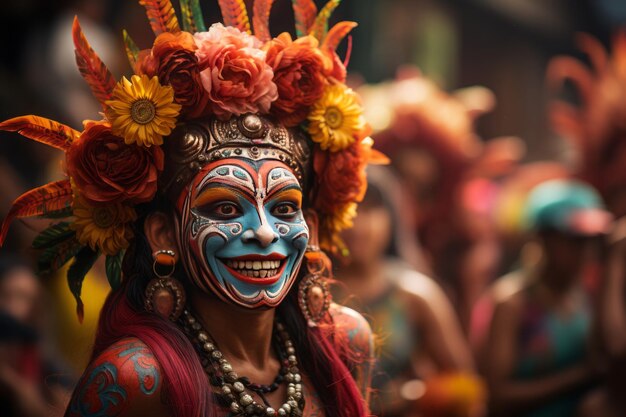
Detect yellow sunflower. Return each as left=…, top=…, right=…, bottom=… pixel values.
left=308, top=84, right=365, bottom=152
left=319, top=202, right=358, bottom=254
left=105, top=75, right=181, bottom=147
left=72, top=193, right=137, bottom=256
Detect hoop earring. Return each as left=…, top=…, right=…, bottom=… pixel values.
left=298, top=211, right=332, bottom=327
left=145, top=249, right=186, bottom=321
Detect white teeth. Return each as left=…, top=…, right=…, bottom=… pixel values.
left=222, top=258, right=284, bottom=279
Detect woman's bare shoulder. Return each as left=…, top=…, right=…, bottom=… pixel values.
left=66, top=337, right=168, bottom=417
left=329, top=303, right=374, bottom=360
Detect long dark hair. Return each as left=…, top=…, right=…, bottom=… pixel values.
left=90, top=197, right=368, bottom=416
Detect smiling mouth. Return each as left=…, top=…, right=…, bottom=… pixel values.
left=220, top=254, right=287, bottom=285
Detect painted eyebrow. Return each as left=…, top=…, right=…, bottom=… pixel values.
left=266, top=178, right=302, bottom=199
left=267, top=186, right=303, bottom=206
left=193, top=183, right=255, bottom=207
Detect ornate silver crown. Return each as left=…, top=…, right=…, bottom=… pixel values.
left=161, top=113, right=313, bottom=198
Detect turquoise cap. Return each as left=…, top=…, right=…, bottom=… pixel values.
left=525, top=179, right=612, bottom=235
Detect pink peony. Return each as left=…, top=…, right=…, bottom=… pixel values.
left=194, top=24, right=278, bottom=119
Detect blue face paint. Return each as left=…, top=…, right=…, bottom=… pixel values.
left=178, top=159, right=309, bottom=308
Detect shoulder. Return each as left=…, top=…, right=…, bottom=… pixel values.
left=395, top=269, right=451, bottom=319
left=490, top=275, right=528, bottom=327
left=66, top=337, right=165, bottom=417
left=329, top=303, right=375, bottom=400
left=329, top=303, right=374, bottom=362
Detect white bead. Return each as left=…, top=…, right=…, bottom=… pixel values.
left=240, top=394, right=253, bottom=406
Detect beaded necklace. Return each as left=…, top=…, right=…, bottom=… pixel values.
left=181, top=309, right=305, bottom=416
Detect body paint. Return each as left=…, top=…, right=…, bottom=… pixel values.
left=67, top=339, right=161, bottom=417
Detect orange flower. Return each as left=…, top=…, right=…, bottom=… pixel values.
left=313, top=136, right=388, bottom=253
left=265, top=33, right=327, bottom=126
left=321, top=50, right=348, bottom=83
left=66, top=120, right=164, bottom=206
left=138, top=32, right=208, bottom=118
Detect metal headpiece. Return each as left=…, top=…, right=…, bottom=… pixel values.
left=161, top=113, right=313, bottom=198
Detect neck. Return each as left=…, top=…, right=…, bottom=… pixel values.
left=536, top=262, right=580, bottom=295
left=337, top=258, right=386, bottom=299
left=190, top=292, right=276, bottom=370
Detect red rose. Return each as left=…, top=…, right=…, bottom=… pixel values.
left=138, top=32, right=208, bottom=118
left=67, top=121, right=164, bottom=206
left=265, top=33, right=327, bottom=126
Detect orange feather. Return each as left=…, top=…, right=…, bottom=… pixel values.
left=0, top=180, right=73, bottom=246
left=72, top=16, right=117, bottom=109
left=253, top=0, right=275, bottom=42
left=292, top=0, right=317, bottom=37
left=0, top=115, right=79, bottom=151
left=309, top=0, right=341, bottom=42
left=139, top=0, right=181, bottom=35
left=218, top=0, right=251, bottom=33
left=322, top=21, right=357, bottom=52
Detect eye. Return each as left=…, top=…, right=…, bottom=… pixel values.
left=214, top=202, right=241, bottom=218
left=197, top=201, right=242, bottom=219
left=271, top=202, right=299, bottom=218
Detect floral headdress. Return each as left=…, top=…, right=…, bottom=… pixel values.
left=0, top=0, right=385, bottom=320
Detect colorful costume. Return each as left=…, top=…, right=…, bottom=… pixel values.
left=0, top=1, right=383, bottom=416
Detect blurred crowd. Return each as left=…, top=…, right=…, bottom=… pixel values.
left=2, top=0, right=626, bottom=416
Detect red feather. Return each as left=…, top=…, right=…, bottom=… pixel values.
left=322, top=21, right=357, bottom=52
left=218, top=0, right=251, bottom=33
left=139, top=0, right=181, bottom=35
left=253, top=0, right=275, bottom=42
left=0, top=115, right=79, bottom=151
left=0, top=180, right=73, bottom=246
left=72, top=16, right=117, bottom=109
left=292, top=0, right=317, bottom=37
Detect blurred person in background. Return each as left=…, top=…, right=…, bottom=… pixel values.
left=366, top=68, right=523, bottom=332
left=485, top=179, right=611, bottom=417
left=543, top=31, right=626, bottom=417
left=0, top=255, right=72, bottom=417
left=336, top=166, right=484, bottom=417
left=470, top=161, right=571, bottom=374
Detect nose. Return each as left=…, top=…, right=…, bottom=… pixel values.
left=242, top=224, right=279, bottom=248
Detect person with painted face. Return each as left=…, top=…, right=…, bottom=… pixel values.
left=485, top=179, right=612, bottom=417
left=0, top=2, right=380, bottom=416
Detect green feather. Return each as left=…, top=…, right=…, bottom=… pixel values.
left=40, top=206, right=73, bottom=219
left=105, top=251, right=125, bottom=290
left=179, top=0, right=206, bottom=32
left=37, top=237, right=83, bottom=275
left=32, top=222, right=73, bottom=250
left=123, top=30, right=140, bottom=70
left=67, top=247, right=100, bottom=323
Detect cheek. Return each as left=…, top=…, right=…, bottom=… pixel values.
left=274, top=217, right=309, bottom=252
left=189, top=216, right=244, bottom=261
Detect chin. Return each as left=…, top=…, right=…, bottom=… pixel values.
left=208, top=254, right=301, bottom=309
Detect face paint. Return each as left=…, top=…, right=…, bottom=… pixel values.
left=176, top=158, right=309, bottom=308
